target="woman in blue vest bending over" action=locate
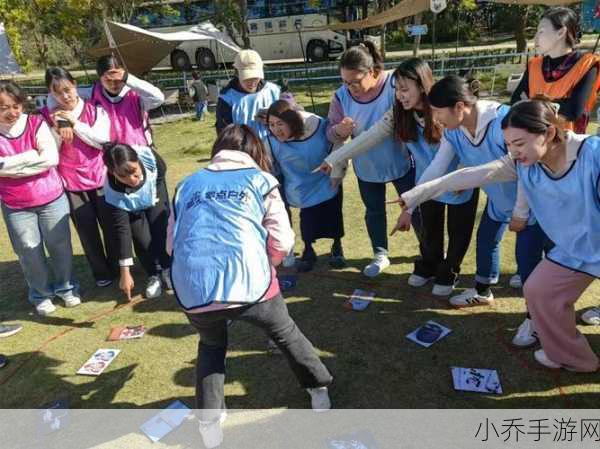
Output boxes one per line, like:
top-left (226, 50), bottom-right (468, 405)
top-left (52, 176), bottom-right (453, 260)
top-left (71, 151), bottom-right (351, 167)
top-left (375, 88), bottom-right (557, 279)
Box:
top-left (170, 124), bottom-right (333, 447)
top-left (265, 100), bottom-right (346, 272)
top-left (327, 41), bottom-right (417, 277)
top-left (103, 143), bottom-right (172, 300)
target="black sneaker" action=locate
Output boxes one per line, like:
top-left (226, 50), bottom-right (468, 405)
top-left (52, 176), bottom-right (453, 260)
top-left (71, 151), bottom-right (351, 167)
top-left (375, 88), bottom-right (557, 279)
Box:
top-left (329, 242), bottom-right (347, 268)
top-left (0, 354), bottom-right (7, 369)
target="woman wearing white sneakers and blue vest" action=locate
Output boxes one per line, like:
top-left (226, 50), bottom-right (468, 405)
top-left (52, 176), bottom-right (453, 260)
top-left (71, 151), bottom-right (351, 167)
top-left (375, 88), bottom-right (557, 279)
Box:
top-left (216, 49), bottom-right (280, 139)
top-left (326, 42), bottom-right (417, 277)
top-left (171, 124), bottom-right (333, 448)
top-left (265, 100), bottom-right (346, 272)
top-left (102, 143), bottom-right (172, 301)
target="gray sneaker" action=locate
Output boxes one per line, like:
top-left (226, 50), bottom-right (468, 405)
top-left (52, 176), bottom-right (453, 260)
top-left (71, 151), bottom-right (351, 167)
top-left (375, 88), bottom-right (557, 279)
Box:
top-left (0, 323), bottom-right (22, 338)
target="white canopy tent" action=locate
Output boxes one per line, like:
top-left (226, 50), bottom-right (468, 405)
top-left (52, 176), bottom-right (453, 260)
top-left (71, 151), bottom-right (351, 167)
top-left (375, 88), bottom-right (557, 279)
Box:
top-left (0, 23), bottom-right (21, 75)
top-left (88, 21), bottom-right (240, 74)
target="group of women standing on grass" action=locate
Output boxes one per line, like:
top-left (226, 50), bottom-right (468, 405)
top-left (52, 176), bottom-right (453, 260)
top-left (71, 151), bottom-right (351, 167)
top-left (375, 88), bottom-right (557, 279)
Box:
top-left (0, 54), bottom-right (172, 316)
top-left (1, 7), bottom-right (599, 444)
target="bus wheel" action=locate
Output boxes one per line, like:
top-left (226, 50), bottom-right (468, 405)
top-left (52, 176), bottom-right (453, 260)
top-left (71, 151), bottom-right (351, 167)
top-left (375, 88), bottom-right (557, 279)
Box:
top-left (196, 48), bottom-right (216, 71)
top-left (171, 50), bottom-right (191, 71)
top-left (307, 40), bottom-right (328, 62)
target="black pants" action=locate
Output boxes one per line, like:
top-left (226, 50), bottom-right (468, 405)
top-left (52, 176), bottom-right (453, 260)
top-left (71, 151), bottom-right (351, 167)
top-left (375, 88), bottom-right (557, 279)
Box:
top-left (412, 189), bottom-right (480, 286)
top-left (130, 179), bottom-right (171, 276)
top-left (67, 188), bottom-right (119, 281)
top-left (185, 294), bottom-right (332, 420)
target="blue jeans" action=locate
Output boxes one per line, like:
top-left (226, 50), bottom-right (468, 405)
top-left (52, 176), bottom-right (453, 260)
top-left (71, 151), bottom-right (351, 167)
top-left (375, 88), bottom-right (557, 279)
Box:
top-left (475, 206), bottom-right (548, 285)
top-left (195, 101), bottom-right (207, 120)
top-left (357, 167), bottom-right (419, 255)
top-left (2, 193), bottom-right (78, 305)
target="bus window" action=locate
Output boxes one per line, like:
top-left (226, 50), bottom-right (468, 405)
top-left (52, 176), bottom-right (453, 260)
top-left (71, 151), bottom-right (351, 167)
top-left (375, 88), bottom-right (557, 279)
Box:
top-left (187, 1), bottom-right (215, 23)
top-left (247, 0), bottom-right (267, 19)
top-left (250, 23), bottom-right (259, 34)
top-left (265, 21), bottom-right (273, 33)
top-left (279, 20), bottom-right (287, 31)
top-left (294, 18), bottom-right (302, 28)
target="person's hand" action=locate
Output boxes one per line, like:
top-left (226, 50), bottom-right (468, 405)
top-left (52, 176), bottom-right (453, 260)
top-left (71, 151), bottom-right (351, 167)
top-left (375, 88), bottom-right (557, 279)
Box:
top-left (58, 126), bottom-right (74, 144)
top-left (53, 110), bottom-right (75, 126)
top-left (106, 67), bottom-right (127, 83)
top-left (335, 117), bottom-right (355, 140)
top-left (312, 161), bottom-right (333, 175)
top-left (386, 197), bottom-right (407, 209)
top-left (390, 211), bottom-right (412, 235)
top-left (119, 268), bottom-right (135, 301)
top-left (509, 216), bottom-right (527, 233)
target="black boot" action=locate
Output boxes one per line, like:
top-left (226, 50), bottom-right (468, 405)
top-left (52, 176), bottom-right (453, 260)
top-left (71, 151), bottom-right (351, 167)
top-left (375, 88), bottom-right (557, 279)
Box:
top-left (329, 239), bottom-right (347, 268)
top-left (297, 245), bottom-right (317, 273)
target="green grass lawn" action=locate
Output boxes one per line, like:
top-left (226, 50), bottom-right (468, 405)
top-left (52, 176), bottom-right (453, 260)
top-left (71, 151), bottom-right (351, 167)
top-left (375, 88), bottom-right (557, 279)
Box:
top-left (0, 86), bottom-right (599, 409)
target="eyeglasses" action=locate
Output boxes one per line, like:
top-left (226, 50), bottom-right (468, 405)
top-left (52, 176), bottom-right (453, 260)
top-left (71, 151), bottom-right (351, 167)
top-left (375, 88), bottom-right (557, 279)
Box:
top-left (342, 72), bottom-right (369, 87)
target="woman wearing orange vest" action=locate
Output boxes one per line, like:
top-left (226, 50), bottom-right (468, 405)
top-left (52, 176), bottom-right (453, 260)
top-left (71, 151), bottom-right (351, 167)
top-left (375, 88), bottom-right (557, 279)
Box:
top-left (511, 7), bottom-right (600, 133)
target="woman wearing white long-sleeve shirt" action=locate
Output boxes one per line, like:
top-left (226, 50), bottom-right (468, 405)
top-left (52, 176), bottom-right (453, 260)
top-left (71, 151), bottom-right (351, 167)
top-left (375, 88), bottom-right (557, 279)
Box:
top-left (42, 67), bottom-right (117, 287)
top-left (0, 81), bottom-right (80, 316)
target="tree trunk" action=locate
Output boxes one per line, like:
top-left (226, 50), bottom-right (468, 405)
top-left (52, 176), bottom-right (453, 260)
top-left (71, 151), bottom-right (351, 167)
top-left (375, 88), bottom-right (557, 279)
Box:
top-left (514, 6), bottom-right (528, 53)
top-left (237, 0), bottom-right (251, 49)
top-left (413, 13), bottom-right (422, 57)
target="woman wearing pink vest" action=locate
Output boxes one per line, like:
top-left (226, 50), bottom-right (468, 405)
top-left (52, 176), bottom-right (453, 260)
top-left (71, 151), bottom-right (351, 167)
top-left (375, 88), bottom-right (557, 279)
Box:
top-left (47, 55), bottom-right (171, 297)
top-left (0, 81), bottom-right (80, 316)
top-left (42, 67), bottom-right (118, 287)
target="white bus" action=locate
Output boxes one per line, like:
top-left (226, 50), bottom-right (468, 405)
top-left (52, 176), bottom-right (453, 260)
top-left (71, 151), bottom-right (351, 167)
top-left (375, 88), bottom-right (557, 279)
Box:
top-left (130, 0), bottom-right (350, 71)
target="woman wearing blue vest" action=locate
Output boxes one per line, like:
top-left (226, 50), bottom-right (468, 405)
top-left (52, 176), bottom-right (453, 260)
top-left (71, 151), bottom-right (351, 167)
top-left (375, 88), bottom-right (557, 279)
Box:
top-left (216, 49), bottom-right (280, 140)
top-left (265, 100), bottom-right (345, 272)
top-left (102, 143), bottom-right (172, 301)
top-left (394, 99), bottom-right (599, 372)
top-left (319, 58), bottom-right (479, 296)
top-left (171, 124), bottom-right (333, 447)
top-left (390, 76), bottom-right (549, 345)
top-left (327, 41), bottom-right (417, 277)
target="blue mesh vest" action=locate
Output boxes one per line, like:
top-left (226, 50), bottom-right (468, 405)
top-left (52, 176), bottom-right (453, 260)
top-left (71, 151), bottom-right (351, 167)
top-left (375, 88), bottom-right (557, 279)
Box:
top-left (268, 116), bottom-right (338, 208)
top-left (335, 73), bottom-right (411, 182)
top-left (517, 136), bottom-right (600, 277)
top-left (171, 166), bottom-right (278, 310)
top-left (219, 81), bottom-right (280, 140)
top-left (409, 124), bottom-right (472, 205)
top-left (444, 104), bottom-right (534, 224)
top-left (104, 146), bottom-right (158, 212)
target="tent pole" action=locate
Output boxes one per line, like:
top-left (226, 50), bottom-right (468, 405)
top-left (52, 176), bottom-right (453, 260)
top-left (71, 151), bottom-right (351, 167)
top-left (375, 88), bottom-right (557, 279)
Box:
top-left (432, 13), bottom-right (437, 64)
top-left (295, 23), bottom-right (316, 113)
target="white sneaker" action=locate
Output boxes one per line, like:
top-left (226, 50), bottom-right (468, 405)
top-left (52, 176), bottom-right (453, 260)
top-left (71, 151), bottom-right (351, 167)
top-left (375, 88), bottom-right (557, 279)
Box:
top-left (35, 299), bottom-right (56, 316)
top-left (145, 276), bottom-right (162, 299)
top-left (581, 307), bottom-right (600, 326)
top-left (408, 274), bottom-right (433, 287)
top-left (198, 411), bottom-right (227, 448)
top-left (161, 268), bottom-right (174, 293)
top-left (512, 318), bottom-right (538, 348)
top-left (449, 288), bottom-right (494, 307)
top-left (307, 386), bottom-right (331, 412)
top-left (62, 295), bottom-right (81, 308)
top-left (432, 281), bottom-right (457, 297)
top-left (509, 274), bottom-right (522, 289)
top-left (363, 254), bottom-right (390, 278)
top-left (282, 252), bottom-right (296, 268)
top-left (534, 349), bottom-right (561, 369)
